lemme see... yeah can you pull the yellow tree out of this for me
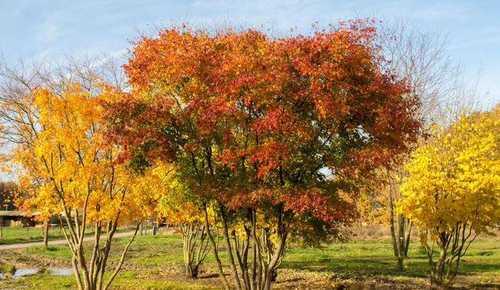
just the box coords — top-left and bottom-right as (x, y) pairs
(135, 162), (211, 279)
(357, 165), (412, 271)
(0, 61), (124, 249)
(128, 163), (171, 234)
(399, 105), (500, 285)
(13, 83), (145, 290)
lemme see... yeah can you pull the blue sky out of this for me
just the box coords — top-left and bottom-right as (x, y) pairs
(1, 0), (499, 106)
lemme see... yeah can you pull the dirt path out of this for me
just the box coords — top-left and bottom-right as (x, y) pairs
(0, 231), (135, 250)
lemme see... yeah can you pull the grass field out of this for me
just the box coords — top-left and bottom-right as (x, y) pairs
(0, 226), (66, 245)
(0, 232), (498, 289)
(0, 226), (134, 245)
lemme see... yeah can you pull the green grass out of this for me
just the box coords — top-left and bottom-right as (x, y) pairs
(284, 239), (500, 279)
(0, 226), (133, 245)
(0, 226), (66, 245)
(0, 233), (498, 289)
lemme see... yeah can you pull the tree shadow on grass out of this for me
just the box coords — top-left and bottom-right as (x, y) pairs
(281, 255), (499, 280)
(459, 260), (500, 273)
(472, 282), (500, 289)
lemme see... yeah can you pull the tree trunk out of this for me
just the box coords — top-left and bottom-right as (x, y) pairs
(152, 221), (158, 236)
(223, 208), (288, 290)
(43, 220), (50, 249)
(182, 223), (209, 279)
(220, 207), (243, 290)
(388, 181), (412, 272)
(203, 205), (230, 290)
(58, 209), (140, 290)
(404, 222), (412, 257)
(185, 263), (200, 279)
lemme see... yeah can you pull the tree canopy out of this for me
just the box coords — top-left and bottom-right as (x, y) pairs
(400, 106), (499, 235)
(103, 22), (422, 290)
(399, 105), (499, 284)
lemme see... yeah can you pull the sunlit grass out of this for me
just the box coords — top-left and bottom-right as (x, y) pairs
(0, 226), (65, 245)
(0, 226), (135, 245)
(0, 233), (498, 289)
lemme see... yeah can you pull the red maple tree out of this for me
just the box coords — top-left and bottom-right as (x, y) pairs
(104, 21), (421, 290)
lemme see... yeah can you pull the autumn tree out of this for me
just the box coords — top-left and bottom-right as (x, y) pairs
(358, 21), (480, 271)
(399, 106), (500, 286)
(104, 22), (421, 290)
(149, 162), (212, 278)
(160, 193), (211, 279)
(130, 160), (211, 278)
(357, 165), (412, 270)
(385, 169), (412, 271)
(0, 59), (127, 249)
(10, 82), (148, 290)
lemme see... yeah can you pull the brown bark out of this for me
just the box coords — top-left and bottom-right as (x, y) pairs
(388, 179), (412, 272)
(203, 205), (230, 290)
(152, 221), (158, 236)
(217, 207), (288, 290)
(43, 220), (50, 249)
(182, 223), (209, 279)
(220, 206), (243, 290)
(425, 223), (477, 286)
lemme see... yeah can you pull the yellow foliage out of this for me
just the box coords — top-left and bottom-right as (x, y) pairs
(399, 106), (500, 236)
(12, 84), (148, 225)
(130, 160), (210, 226)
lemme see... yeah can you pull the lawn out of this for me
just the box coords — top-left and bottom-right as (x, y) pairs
(0, 226), (65, 245)
(0, 232), (498, 289)
(0, 226), (135, 245)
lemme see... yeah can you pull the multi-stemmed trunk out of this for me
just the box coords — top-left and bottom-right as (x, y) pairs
(204, 204), (288, 290)
(181, 223), (209, 279)
(387, 175), (412, 271)
(389, 193), (412, 271)
(58, 207), (140, 290)
(422, 223), (477, 286)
